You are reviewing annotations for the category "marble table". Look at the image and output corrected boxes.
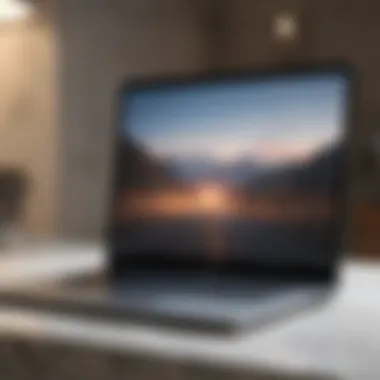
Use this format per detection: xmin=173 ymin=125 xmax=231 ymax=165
xmin=0 ymin=243 xmax=378 ymax=380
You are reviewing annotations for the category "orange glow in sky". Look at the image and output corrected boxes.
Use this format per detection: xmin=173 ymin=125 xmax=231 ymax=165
xmin=195 ymin=184 xmax=228 ymax=211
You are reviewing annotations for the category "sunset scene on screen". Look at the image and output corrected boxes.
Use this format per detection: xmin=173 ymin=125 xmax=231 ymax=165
xmin=114 ymin=73 xmax=347 ymax=263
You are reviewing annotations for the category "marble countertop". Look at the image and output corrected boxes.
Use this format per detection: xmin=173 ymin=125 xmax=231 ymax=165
xmin=0 ymin=244 xmax=378 ymax=380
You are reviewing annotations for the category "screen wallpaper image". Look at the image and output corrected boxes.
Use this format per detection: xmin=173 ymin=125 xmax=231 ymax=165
xmin=114 ymin=73 xmax=348 ymax=265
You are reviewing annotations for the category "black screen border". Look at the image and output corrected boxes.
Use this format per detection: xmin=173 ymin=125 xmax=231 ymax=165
xmin=107 ymin=62 xmax=356 ymax=282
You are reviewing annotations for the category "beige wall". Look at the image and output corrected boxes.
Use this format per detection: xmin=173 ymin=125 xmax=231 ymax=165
xmin=0 ymin=3 xmax=57 ymax=238
xmin=27 ymin=0 xmax=377 ymax=245
xmin=1 ymin=0 xmax=378 ymax=244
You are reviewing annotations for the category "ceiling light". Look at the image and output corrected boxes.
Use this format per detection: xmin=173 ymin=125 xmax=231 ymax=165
xmin=0 ymin=0 xmax=32 ymax=22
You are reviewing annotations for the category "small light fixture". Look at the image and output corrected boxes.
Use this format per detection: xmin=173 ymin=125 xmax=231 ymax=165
xmin=0 ymin=0 xmax=32 ymax=22
xmin=273 ymin=11 xmax=299 ymax=42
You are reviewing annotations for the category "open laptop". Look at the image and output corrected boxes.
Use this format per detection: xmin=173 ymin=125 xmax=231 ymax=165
xmin=0 ymin=64 xmax=353 ymax=333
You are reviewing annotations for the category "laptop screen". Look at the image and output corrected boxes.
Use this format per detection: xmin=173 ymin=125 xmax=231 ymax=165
xmin=111 ymin=67 xmax=351 ymax=275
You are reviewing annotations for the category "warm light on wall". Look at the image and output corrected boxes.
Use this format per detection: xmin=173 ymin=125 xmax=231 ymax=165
xmin=0 ymin=0 xmax=32 ymax=22
xmin=273 ymin=11 xmax=299 ymax=42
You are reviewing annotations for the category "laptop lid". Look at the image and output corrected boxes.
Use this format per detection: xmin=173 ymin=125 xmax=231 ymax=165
xmin=108 ymin=64 xmax=354 ymax=281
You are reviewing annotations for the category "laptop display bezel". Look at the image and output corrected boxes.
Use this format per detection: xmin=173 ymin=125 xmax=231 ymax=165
xmin=107 ymin=62 xmax=355 ymax=282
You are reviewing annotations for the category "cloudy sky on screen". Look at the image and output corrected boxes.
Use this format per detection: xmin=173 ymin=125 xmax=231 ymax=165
xmin=125 ymin=73 xmax=348 ymax=164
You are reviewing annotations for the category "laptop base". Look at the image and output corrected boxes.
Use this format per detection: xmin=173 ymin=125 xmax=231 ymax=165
xmin=0 ymin=272 xmax=331 ymax=334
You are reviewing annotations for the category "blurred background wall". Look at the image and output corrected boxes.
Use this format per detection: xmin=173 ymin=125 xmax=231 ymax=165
xmin=0 ymin=0 xmax=57 ymax=239
xmin=0 ymin=0 xmax=379 ymax=254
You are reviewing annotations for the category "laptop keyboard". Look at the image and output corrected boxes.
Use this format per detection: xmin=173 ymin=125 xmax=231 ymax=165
xmin=109 ymin=274 xmax=292 ymax=303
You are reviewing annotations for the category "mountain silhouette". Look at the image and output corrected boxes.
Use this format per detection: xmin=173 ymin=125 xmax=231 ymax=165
xmin=116 ymin=139 xmax=184 ymax=191
xmin=243 ymin=144 xmax=343 ymax=195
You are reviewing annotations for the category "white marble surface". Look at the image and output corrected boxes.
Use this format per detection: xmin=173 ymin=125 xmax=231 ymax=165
xmin=0 ymin=243 xmax=103 ymax=285
xmin=0 ymin=244 xmax=379 ymax=380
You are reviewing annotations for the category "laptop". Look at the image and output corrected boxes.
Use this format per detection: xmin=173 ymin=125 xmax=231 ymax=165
xmin=0 ymin=64 xmax=353 ymax=333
